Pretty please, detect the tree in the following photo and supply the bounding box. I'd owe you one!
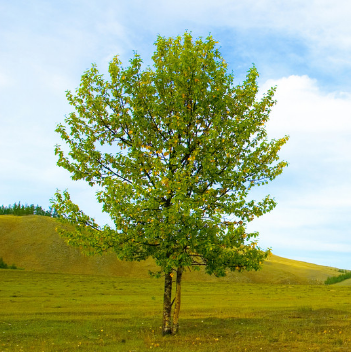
[52,32,289,335]
[0,203,58,217]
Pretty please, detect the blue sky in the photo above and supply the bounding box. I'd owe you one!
[1,0,351,268]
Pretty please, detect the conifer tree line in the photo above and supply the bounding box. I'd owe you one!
[0,202,58,217]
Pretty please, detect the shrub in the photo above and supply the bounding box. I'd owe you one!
[325,271,351,285]
[0,257,17,270]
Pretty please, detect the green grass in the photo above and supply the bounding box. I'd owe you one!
[2,270,351,351]
[1,214,350,350]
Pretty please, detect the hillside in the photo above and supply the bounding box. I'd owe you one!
[333,278,351,286]
[0,215,341,284]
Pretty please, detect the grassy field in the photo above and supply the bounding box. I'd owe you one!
[2,269,351,351]
[1,214,350,351]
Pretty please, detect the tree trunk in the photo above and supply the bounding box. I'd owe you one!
[172,266,183,335]
[162,271,173,335]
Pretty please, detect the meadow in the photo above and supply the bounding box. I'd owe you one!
[2,269,351,352]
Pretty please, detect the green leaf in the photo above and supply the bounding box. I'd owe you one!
[53,32,289,276]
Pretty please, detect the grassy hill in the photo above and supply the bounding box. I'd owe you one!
[333,278,351,286]
[0,215,341,284]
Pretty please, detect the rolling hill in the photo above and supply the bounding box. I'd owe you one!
[333,278,351,286]
[0,215,341,284]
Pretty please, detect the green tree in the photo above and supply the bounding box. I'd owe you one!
[52,32,288,335]
[0,203,58,217]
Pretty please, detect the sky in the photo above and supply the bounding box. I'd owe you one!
[1,0,351,269]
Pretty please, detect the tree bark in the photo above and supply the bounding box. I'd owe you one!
[171,266,183,335]
[162,271,173,335]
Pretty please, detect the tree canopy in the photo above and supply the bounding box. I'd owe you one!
[52,32,288,335]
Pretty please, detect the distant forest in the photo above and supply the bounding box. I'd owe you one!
[0,202,58,217]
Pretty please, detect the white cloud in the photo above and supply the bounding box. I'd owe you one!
[116,0,351,79]
[125,0,351,47]
[247,75,351,266]
[263,75,351,135]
